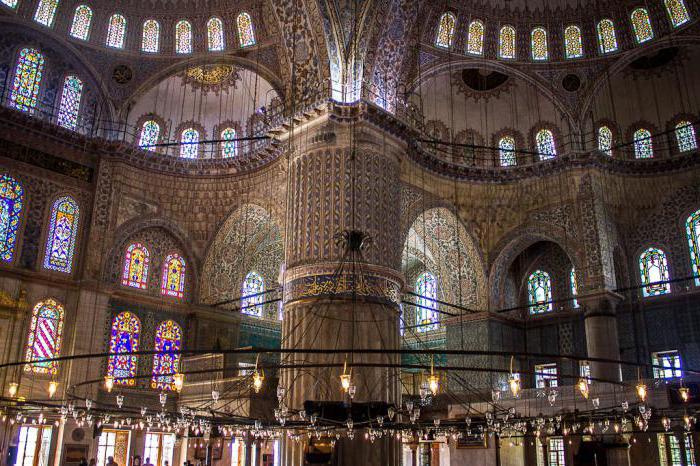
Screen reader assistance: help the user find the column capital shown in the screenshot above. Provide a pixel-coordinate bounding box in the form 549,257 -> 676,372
578,289 -> 624,318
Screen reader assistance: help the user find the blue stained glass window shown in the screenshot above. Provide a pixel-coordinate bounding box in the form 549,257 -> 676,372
598,126 -> 613,156
528,270 -> 552,314
241,271 -> 264,317
536,129 -> 556,160
416,272 -> 439,332
180,128 -> 199,158
138,120 -> 160,150
634,128 -> 653,159
0,175 -> 24,263
570,267 -> 579,308
1,0 -> 18,9
10,48 -> 45,113
639,247 -> 670,297
34,0 -> 58,26
686,209 -> 700,286
221,127 -> 237,158
151,320 -> 182,390
675,121 -> 697,152
435,12 -> 456,48
107,311 -> 140,386
106,14 -> 126,48
499,136 -> 516,167
43,196 -> 79,273
57,75 -> 83,130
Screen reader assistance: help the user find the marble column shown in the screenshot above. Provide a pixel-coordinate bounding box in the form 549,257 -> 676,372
280,117 -> 404,465
580,290 -> 623,383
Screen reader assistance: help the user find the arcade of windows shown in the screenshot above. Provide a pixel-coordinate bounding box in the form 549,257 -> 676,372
435,0 -> 690,60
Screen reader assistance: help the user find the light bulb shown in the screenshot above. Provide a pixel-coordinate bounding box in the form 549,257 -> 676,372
104,375 -> 114,393
508,376 -> 521,398
253,370 -> 264,393
48,381 -> 58,398
173,373 -> 184,392
679,387 -> 690,403
577,378 -> 590,399
427,374 -> 439,395
636,382 -> 647,402
340,373 -> 351,392
8,382 -> 18,397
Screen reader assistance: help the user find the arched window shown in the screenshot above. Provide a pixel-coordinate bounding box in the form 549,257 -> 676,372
121,243 -> 149,289
416,272 -> 439,332
57,75 -> 83,130
107,312 -> 140,386
527,270 -> 552,314
9,48 -> 45,113
675,121 -> 697,152
142,20 -> 160,53
34,0 -> 58,26
241,271 -> 264,317
435,12 -> 456,48
686,210 -> 700,286
631,8 -> 654,43
564,25 -> 583,59
536,129 -> 556,160
0,175 -> 24,263
70,5 -> 93,40
24,298 -> 64,374
467,20 -> 484,55
499,25 -> 516,59
639,247 -> 670,296
161,253 -> 186,298
2,0 -> 18,9
498,136 -> 516,167
665,0 -> 690,27
180,128 -> 199,158
138,120 -> 160,150
207,17 -> 225,51
175,20 -> 192,54
221,127 -> 237,158
237,12 -> 256,47
598,125 -> 613,156
151,320 -> 182,390
633,128 -> 653,159
570,267 -> 579,308
106,14 -> 127,49
531,27 -> 548,61
43,196 -> 80,273
597,19 -> 618,54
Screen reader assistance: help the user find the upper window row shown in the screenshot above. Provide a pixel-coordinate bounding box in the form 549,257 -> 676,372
597,122 -> 697,159
436,0 -> 690,60
0,0 -> 257,51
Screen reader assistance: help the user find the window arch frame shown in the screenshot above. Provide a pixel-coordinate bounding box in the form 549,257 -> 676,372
207,17 -> 225,51
160,252 -> 186,299
527,269 -> 553,314
467,19 -> 485,56
498,25 -> 516,59
241,271 -> 265,317
69,4 -> 93,40
0,174 -> 25,264
534,127 -> 557,160
106,13 -> 127,49
435,11 -> 457,49
563,25 -> 584,59
498,135 -> 517,167
107,311 -> 141,386
218,125 -> 239,158
135,114 -> 165,151
175,19 -> 193,54
24,298 -> 65,375
633,127 -> 654,159
42,194 -> 80,274
631,7 -> 654,43
236,12 -> 256,47
121,242 -> 150,290
596,18 -> 619,54
415,271 -> 439,332
151,320 -> 183,391
530,27 -> 548,61
639,246 -> 671,297
141,19 -> 160,53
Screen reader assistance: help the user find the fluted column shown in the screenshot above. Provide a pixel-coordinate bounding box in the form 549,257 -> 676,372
280,117 -> 404,466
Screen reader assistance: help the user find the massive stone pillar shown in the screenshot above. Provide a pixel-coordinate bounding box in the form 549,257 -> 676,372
580,291 -> 623,382
279,113 -> 404,465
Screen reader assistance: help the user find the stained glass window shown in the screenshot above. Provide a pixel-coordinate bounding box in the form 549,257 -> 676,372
9,48 -> 45,113
138,120 -> 160,150
499,136 -> 516,167
634,128 -> 653,159
24,298 -> 64,374
221,127 -> 237,158
207,17 -> 225,51
631,8 -> 654,43
241,271 -> 264,317
121,243 -> 149,289
106,14 -> 126,49
499,26 -> 516,59
675,121 -> 697,152
665,0 -> 690,27
570,267 -> 579,308
142,20 -> 160,53
416,272 -> 438,332
161,253 -> 185,298
0,175 -> 24,263
597,19 -> 618,54
180,128 -> 199,158
1,0 -> 18,9
107,312 -> 140,386
34,0 -> 58,26
564,25 -> 583,59
43,196 -> 79,273
685,209 -> 700,286
598,125 -> 613,156
639,247 -> 670,296
70,5 -> 93,40
467,20 -> 484,55
175,20 -> 192,54
652,350 -> 682,379
57,75 -> 83,130
536,129 -> 556,160
531,27 -> 548,61
237,12 -> 256,47
435,12 -> 456,48
528,270 -> 552,314
151,320 -> 182,390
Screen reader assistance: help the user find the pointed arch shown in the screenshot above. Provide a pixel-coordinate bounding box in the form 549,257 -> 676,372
639,247 -> 670,296
142,20 -> 160,53
43,196 -> 80,273
597,19 -> 618,54
175,20 -> 192,54
631,8 -> 654,43
564,25 -> 583,59
498,136 -> 516,167
121,242 -> 149,289
499,25 -> 516,59
70,5 -> 93,40
24,298 -> 64,374
161,253 -> 186,298
435,12 -> 456,48
527,270 -> 552,314
0,174 -> 24,263
106,14 -> 127,49
9,48 -> 45,113
237,12 -> 256,47
151,320 -> 182,390
207,17 -> 225,51
220,127 -> 237,158
467,20 -> 485,56
686,209 -> 700,286
107,312 -> 141,386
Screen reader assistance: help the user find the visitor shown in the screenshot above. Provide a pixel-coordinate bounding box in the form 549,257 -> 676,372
89,459 -> 96,466
143,458 -> 154,466
79,458 -> 87,466
106,457 -> 118,466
